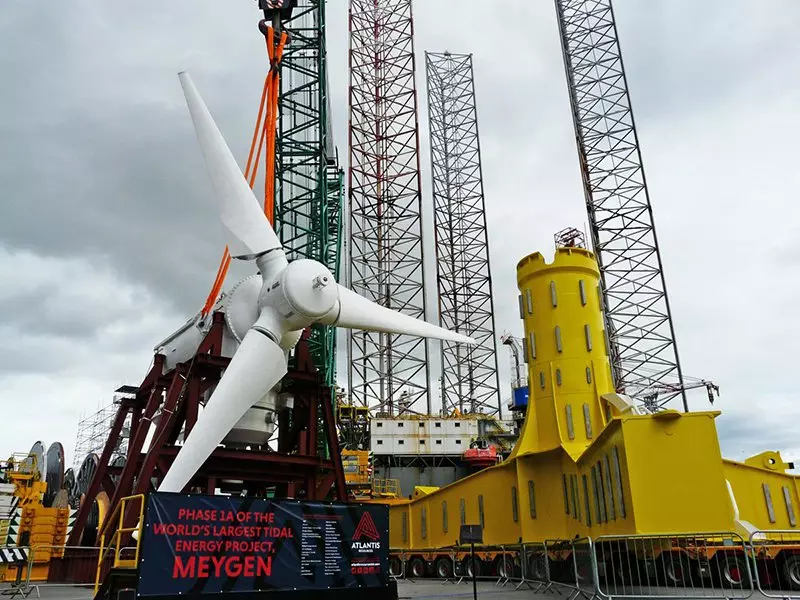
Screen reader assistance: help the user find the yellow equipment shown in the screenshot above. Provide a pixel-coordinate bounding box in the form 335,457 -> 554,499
0,453 -> 72,583
385,247 -> 800,553
341,450 -> 401,500
342,450 -> 371,488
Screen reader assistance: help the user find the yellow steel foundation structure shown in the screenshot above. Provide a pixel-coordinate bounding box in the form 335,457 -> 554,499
387,247 -> 799,553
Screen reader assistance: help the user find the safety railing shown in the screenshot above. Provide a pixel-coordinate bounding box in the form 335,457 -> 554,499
593,532 -> 754,599
94,494 -> 145,594
749,529 -> 800,598
371,478 -> 400,498
2,454 -> 39,479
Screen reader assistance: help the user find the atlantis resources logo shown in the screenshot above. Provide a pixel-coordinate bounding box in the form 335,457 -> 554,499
351,512 -> 381,550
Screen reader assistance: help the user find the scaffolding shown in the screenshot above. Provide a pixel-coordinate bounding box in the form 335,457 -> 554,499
72,386 -> 134,469
425,51 -> 501,417
347,0 -> 431,416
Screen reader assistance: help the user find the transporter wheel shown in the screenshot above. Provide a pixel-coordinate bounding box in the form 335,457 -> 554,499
496,554 -> 515,579
754,559 -> 777,588
528,553 -> 547,581
552,557 -> 578,584
658,553 -> 694,587
435,556 -> 454,579
716,554 -> 750,589
573,558 -> 591,584
388,556 -> 403,577
608,552 -> 641,586
408,556 -> 427,579
782,555 -> 800,591
462,556 -> 483,578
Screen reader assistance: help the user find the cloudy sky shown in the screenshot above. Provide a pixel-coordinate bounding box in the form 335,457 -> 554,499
1,0 -> 798,468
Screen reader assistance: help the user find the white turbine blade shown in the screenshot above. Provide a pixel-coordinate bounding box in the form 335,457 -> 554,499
321,284 -> 476,345
158,330 -> 287,493
179,71 -> 282,259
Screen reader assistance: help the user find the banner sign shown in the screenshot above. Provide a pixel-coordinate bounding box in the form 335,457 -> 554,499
137,492 -> 389,596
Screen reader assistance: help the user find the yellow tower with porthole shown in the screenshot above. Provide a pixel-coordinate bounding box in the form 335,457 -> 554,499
511,247 -> 616,460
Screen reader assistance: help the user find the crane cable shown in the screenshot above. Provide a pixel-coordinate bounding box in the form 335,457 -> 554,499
201,25 -> 288,318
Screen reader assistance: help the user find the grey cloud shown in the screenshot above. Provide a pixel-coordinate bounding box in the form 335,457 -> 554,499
1,287 -> 99,339
0,103 -> 232,315
717,410 -> 800,466
615,0 -> 800,120
1,0 -> 272,318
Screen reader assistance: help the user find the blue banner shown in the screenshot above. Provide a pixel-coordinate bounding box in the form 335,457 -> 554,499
137,493 -> 389,596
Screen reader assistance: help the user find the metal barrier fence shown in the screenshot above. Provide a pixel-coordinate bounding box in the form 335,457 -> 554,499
24,544 -> 101,596
0,545 -> 101,599
387,542 -> 561,597
574,537 -> 597,599
388,550 -> 406,579
14,534 -> 794,599
749,529 -> 800,599
390,530 -> 800,599
540,538 -> 596,599
519,542 -> 548,591
4,544 -> 132,598
389,544 -> 530,585
0,546 -> 31,599
5,529 -> 799,599
388,546 -> 466,583
593,532 -> 754,599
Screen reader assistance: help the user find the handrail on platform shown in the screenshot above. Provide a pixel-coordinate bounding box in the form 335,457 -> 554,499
94,494 -> 145,595
372,478 -> 400,498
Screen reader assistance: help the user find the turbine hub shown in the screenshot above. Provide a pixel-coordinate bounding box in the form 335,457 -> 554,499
260,259 -> 339,332
313,274 -> 330,289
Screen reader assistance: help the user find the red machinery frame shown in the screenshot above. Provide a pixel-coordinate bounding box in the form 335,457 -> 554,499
67,312 -> 347,547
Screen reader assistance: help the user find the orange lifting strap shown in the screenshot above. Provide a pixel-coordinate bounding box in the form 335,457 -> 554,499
201,27 -> 288,318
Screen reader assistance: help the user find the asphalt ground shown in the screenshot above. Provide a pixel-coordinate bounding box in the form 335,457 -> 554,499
0,581 -> 547,600
3,581 -> 797,600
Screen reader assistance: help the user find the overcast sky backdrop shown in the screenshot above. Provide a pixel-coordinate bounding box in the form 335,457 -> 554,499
1,1 -> 798,467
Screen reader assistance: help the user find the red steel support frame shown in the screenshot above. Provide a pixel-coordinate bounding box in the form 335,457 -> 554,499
67,313 -> 346,548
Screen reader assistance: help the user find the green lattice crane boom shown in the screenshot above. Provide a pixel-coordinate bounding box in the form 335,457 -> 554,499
274,0 -> 344,386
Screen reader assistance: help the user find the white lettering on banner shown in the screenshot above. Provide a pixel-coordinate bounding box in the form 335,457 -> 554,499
351,541 -> 381,552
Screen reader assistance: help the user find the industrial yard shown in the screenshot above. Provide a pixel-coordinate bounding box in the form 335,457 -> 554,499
1,1 -> 799,600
